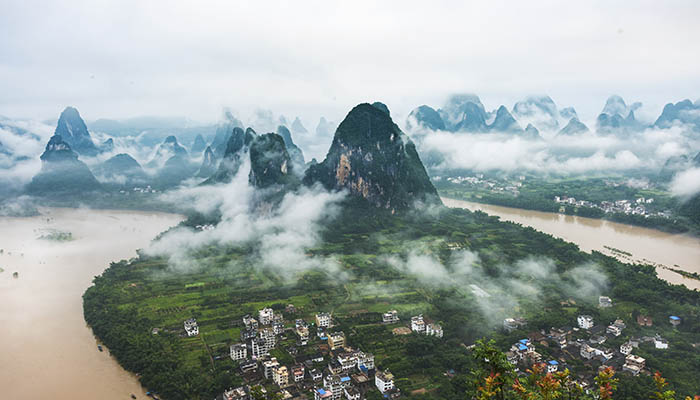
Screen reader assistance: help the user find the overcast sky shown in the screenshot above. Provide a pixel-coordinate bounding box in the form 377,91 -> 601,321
1,0 -> 699,126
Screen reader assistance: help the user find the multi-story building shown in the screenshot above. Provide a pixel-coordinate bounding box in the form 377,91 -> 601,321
259,308 -> 275,325
296,319 -> 310,344
323,374 -> 343,400
291,364 -> 305,383
344,386 -> 361,400
230,343 -> 247,361
273,365 -> 289,387
263,358 -> 280,380
426,323 -> 443,338
184,318 -> 199,337
622,354 -> 646,376
620,342 -> 633,355
606,319 -> 625,336
356,351 -> 375,371
221,385 -> 250,400
316,312 -> 331,328
598,296 -> 613,308
375,370 -> 395,394
547,360 -> 559,373
328,331 -> 346,350
314,388 -> 333,400
337,352 -> 358,372
382,310 -> 399,324
243,314 -> 258,330
411,315 -> 426,333
239,359 -> 258,374
577,315 -> 594,330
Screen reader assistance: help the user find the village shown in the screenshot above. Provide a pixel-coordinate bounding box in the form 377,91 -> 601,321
502,296 -> 681,391
179,306 -> 444,400
553,195 -> 669,218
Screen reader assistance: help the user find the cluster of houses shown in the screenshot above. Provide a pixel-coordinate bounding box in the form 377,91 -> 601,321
118,185 -> 159,194
381,310 -> 444,339
442,174 -> 523,196
501,296 -> 680,387
553,195 -> 667,218
207,307 -> 402,400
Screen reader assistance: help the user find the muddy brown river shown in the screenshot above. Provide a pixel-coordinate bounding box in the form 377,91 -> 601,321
0,208 -> 183,400
443,197 -> 700,291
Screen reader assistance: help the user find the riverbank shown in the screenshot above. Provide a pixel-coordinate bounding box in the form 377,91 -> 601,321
0,208 -> 183,400
442,197 -> 700,291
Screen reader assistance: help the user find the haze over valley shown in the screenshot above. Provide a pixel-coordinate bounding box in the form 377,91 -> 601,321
1,2 -> 699,400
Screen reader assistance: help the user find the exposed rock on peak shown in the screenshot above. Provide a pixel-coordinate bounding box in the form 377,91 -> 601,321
54,106 -> 99,156
276,125 -> 305,171
303,103 -> 440,212
196,146 -> 218,178
249,133 -> 300,189
207,127 -> 256,183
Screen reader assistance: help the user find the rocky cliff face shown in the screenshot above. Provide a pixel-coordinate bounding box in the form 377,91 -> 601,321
54,107 -> 99,156
276,125 -> 305,172
196,146 -> 218,178
207,127 -> 256,183
249,133 -> 299,189
27,135 -> 101,194
304,103 -> 440,212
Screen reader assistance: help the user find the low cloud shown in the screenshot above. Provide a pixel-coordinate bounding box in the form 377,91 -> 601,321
414,124 -> 699,177
669,167 -> 700,198
145,159 -> 346,279
384,247 -> 608,326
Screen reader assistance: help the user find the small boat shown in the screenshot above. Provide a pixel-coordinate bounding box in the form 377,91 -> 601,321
97,345 -> 103,352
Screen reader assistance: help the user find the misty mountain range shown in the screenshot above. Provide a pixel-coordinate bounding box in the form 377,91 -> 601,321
1,93 -> 699,202
407,94 -> 700,136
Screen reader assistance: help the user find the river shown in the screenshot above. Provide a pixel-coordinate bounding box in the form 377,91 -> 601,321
0,208 -> 183,400
443,197 -> 700,291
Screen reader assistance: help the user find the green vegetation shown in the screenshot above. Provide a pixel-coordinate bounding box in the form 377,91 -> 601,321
83,205 -> 700,399
37,230 -> 73,241
435,177 -> 699,235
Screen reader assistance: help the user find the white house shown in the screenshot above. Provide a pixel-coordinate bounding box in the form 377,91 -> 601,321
411,315 -> 426,333
382,310 -> 399,324
547,360 -> 559,373
654,336 -> 669,349
263,358 -> 280,380
316,312 -> 331,328
375,370 -> 395,394
184,318 -> 199,336
620,342 -> 633,355
577,315 -> 594,330
230,343 -> 247,361
598,296 -> 613,308
259,307 -> 275,325
426,323 -> 443,338
272,365 -> 289,387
